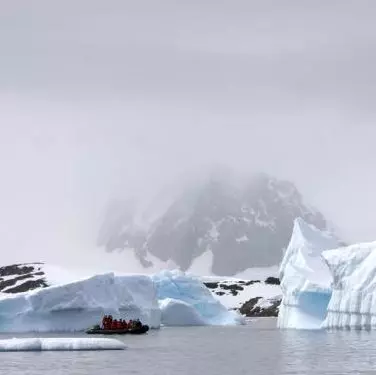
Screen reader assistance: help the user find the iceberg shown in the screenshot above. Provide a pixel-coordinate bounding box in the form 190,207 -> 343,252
277,218 -> 340,329
0,337 -> 125,351
322,242 -> 376,330
152,270 -> 245,326
0,268 -> 242,332
0,273 -> 161,332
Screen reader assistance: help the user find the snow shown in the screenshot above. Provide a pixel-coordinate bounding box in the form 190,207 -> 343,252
277,217 -> 340,329
236,235 -> 249,243
152,270 -> 245,326
0,337 -> 125,351
321,242 -> 376,329
255,297 -> 274,310
209,281 -> 281,310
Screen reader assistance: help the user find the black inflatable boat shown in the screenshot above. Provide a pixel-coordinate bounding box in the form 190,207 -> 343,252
86,325 -> 149,335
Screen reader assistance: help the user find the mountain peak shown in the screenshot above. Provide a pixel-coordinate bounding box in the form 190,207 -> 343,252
98,172 -> 336,276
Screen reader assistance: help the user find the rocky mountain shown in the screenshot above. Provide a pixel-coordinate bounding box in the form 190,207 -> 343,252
98,172 -> 336,276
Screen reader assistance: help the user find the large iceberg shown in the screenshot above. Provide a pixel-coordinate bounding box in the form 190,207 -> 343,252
152,270 -> 245,326
277,218 -> 340,329
322,242 -> 376,329
0,269 -> 242,332
0,273 -> 160,332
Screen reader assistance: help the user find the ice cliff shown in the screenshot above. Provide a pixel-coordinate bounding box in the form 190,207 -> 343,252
0,270 -> 243,333
278,217 -> 376,331
277,218 -> 340,329
322,242 -> 376,329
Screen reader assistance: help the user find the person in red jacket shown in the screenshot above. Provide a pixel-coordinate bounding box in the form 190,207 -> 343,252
102,315 -> 107,329
112,319 -> 118,330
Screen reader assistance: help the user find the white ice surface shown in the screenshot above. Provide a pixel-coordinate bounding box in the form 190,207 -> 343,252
277,218 -> 340,329
0,266 -> 245,332
152,270 -> 245,326
0,337 -> 125,351
322,242 -> 376,329
158,298 -> 206,326
0,272 -> 161,332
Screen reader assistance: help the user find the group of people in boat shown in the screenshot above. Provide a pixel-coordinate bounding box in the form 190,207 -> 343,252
101,315 -> 143,331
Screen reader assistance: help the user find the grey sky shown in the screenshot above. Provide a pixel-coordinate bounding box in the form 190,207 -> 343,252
0,1 -> 376,267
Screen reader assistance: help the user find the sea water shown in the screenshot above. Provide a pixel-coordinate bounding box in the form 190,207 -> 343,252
0,319 -> 374,375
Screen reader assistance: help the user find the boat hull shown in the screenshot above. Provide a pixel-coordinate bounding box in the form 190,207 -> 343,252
86,325 -> 149,335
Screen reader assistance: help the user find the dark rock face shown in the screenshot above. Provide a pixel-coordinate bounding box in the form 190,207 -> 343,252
265,277 -> 280,285
0,263 -> 48,294
5,279 -> 48,294
239,297 -> 281,317
99,172 -> 334,276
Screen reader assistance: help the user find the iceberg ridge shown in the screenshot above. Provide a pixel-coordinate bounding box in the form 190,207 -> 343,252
277,218 -> 340,329
0,269 -> 243,332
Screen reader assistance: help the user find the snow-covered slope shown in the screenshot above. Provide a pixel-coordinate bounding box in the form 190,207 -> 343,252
322,243 -> 376,329
277,218 -> 340,329
98,172 -> 335,276
0,266 -> 245,332
203,277 -> 281,312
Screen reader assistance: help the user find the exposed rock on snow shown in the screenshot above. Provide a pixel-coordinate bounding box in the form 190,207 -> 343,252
239,296 -> 281,317
0,263 -> 48,294
203,276 -> 282,317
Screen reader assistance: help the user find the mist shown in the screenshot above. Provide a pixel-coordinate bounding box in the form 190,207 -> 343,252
1,0 -> 376,269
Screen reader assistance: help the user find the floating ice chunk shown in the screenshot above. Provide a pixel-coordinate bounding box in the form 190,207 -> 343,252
0,337 -> 125,351
159,298 -> 207,326
153,270 -> 245,326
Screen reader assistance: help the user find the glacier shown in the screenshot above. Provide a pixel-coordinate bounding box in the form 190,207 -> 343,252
277,218 -> 340,329
0,337 -> 125,351
0,269 -> 243,332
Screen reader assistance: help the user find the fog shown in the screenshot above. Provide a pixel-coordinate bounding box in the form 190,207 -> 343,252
0,1 -> 375,269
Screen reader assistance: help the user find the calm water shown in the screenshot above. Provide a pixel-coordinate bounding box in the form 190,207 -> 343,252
1,318 -> 376,375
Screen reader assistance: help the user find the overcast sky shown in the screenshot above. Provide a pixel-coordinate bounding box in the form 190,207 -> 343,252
0,1 -> 375,268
